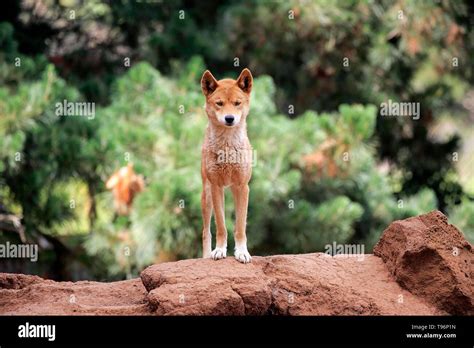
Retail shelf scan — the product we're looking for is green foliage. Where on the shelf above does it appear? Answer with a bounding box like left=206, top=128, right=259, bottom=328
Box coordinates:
left=272, top=196, right=364, bottom=253
left=5, top=0, right=470, bottom=210
left=0, top=23, right=103, bottom=252
left=449, top=199, right=474, bottom=243
left=1, top=84, right=101, bottom=231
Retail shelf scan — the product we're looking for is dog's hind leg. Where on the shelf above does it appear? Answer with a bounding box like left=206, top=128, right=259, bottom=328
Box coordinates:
left=201, top=180, right=213, bottom=258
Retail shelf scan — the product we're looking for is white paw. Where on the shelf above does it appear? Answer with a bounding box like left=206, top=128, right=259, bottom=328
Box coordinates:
left=234, top=246, right=252, bottom=264
left=210, top=247, right=227, bottom=260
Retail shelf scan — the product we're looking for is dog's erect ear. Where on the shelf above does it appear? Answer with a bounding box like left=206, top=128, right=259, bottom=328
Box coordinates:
left=236, top=68, right=253, bottom=94
left=201, top=70, right=218, bottom=96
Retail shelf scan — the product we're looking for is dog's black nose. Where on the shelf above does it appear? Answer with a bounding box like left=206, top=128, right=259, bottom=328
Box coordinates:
left=224, top=115, right=235, bottom=125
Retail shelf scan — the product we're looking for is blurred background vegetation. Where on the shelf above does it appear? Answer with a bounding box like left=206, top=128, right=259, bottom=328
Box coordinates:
left=0, top=0, right=473, bottom=280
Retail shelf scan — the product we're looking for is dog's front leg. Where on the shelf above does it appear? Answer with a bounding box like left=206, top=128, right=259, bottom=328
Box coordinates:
left=231, top=184, right=251, bottom=263
left=210, top=184, right=227, bottom=259
left=201, top=181, right=212, bottom=258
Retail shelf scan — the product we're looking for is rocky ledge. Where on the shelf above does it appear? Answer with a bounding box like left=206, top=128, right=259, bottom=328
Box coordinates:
left=0, top=211, right=472, bottom=315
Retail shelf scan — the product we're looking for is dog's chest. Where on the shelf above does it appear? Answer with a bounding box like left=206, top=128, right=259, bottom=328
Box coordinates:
left=204, top=139, right=252, bottom=185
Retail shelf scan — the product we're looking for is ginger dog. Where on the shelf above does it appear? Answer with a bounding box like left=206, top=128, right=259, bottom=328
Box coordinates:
left=200, top=68, right=253, bottom=263
left=106, top=163, right=145, bottom=215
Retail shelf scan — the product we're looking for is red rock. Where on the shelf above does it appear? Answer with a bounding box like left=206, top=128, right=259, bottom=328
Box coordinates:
left=141, top=258, right=272, bottom=315
left=0, top=274, right=150, bottom=315
left=0, top=273, right=44, bottom=290
left=374, top=210, right=473, bottom=315
left=140, top=254, right=440, bottom=315
left=1, top=211, right=472, bottom=315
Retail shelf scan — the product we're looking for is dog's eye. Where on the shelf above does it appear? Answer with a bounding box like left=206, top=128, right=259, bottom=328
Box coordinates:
left=216, top=101, right=224, bottom=107
left=234, top=101, right=241, bottom=106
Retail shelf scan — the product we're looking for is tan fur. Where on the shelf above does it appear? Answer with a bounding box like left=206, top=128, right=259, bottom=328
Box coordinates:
left=106, top=163, right=145, bottom=215
left=200, top=69, right=253, bottom=263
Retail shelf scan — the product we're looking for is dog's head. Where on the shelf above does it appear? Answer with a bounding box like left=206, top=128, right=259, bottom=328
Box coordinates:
left=201, top=68, right=253, bottom=128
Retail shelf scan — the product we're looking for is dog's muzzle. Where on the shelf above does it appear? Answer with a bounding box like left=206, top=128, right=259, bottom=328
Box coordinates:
left=224, top=115, right=235, bottom=126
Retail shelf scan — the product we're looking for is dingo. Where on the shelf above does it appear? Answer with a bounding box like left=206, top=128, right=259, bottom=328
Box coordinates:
left=106, top=163, right=145, bottom=216
left=200, top=68, right=253, bottom=263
